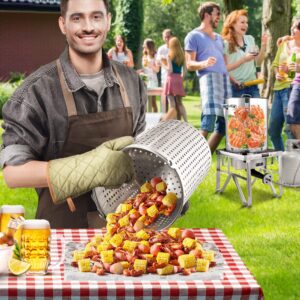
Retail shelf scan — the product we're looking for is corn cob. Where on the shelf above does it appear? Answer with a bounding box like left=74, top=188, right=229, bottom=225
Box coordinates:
left=144, top=254, right=153, bottom=259
left=78, top=258, right=91, bottom=272
left=156, top=252, right=170, bottom=264
left=182, top=238, right=196, bottom=249
left=73, top=250, right=85, bottom=262
left=162, top=192, right=177, bottom=207
left=121, top=203, right=132, bottom=212
left=101, top=250, right=114, bottom=263
left=84, top=242, right=95, bottom=252
left=140, top=240, right=150, bottom=247
left=133, top=259, right=147, bottom=273
left=120, top=261, right=130, bottom=269
left=146, top=205, right=159, bottom=217
left=157, top=264, right=174, bottom=275
left=136, top=230, right=150, bottom=240
left=106, top=213, right=117, bottom=224
left=178, top=254, right=196, bottom=269
left=167, top=227, right=181, bottom=239
left=129, top=208, right=138, bottom=215
left=196, top=258, right=210, bottom=272
left=97, top=242, right=111, bottom=252
left=103, top=233, right=112, bottom=242
left=137, top=215, right=146, bottom=223
left=123, top=240, right=137, bottom=252
left=110, top=233, right=123, bottom=248
left=91, top=235, right=103, bottom=245
left=118, top=215, right=130, bottom=227
left=195, top=242, right=204, bottom=251
left=202, top=250, right=215, bottom=262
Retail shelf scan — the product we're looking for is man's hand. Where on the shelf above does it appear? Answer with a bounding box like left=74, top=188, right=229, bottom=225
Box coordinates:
left=204, top=56, right=217, bottom=68
left=47, top=136, right=135, bottom=204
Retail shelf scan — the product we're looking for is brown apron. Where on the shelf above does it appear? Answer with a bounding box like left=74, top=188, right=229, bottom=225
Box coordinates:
left=36, top=60, right=134, bottom=229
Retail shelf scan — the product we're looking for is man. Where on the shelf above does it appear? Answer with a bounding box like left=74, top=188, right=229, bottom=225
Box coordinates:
left=184, top=2, right=231, bottom=153
left=0, top=0, right=147, bottom=228
left=157, top=29, right=173, bottom=113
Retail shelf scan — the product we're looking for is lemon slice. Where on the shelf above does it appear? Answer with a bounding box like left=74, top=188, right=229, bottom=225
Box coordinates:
left=8, top=258, right=31, bottom=276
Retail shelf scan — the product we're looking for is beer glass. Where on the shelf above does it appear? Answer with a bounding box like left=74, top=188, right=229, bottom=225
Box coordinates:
left=21, top=219, right=65, bottom=275
left=0, top=205, right=25, bottom=245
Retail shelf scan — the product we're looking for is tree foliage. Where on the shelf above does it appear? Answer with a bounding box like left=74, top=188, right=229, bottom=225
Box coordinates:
left=114, top=0, right=144, bottom=65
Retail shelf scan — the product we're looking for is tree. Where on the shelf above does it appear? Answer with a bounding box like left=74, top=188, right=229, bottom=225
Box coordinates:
left=261, top=0, right=292, bottom=100
left=223, top=0, right=243, bottom=15
left=114, top=0, right=144, bottom=66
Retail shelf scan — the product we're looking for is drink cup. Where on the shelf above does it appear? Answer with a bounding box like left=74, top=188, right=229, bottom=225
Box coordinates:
left=0, top=205, right=25, bottom=245
left=21, top=219, right=65, bottom=275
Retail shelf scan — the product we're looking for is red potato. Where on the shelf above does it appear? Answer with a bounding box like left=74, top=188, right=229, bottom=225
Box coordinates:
left=181, top=229, right=195, bottom=240
left=189, top=249, right=202, bottom=258
left=110, top=262, right=124, bottom=274
left=150, top=244, right=161, bottom=256
left=150, top=177, right=163, bottom=188
left=138, top=244, right=150, bottom=254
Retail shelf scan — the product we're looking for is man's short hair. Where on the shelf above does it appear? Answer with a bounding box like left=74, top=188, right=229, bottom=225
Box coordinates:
left=162, top=29, right=173, bottom=37
left=198, top=2, right=220, bottom=21
left=60, top=0, right=110, bottom=16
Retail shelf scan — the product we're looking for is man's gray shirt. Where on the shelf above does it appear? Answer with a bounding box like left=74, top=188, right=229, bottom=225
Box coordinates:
left=0, top=48, right=147, bottom=167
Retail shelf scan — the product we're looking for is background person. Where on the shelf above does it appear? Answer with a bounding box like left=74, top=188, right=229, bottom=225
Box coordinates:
left=221, top=9, right=267, bottom=97
left=0, top=0, right=147, bottom=229
left=184, top=1, right=231, bottom=153
left=107, top=35, right=134, bottom=68
left=141, top=38, right=160, bottom=112
left=287, top=19, right=300, bottom=139
left=161, top=37, right=187, bottom=121
left=269, top=39, right=294, bottom=151
left=157, top=29, right=173, bottom=112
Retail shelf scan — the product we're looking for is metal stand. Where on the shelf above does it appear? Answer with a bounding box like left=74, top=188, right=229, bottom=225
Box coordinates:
left=216, top=149, right=283, bottom=207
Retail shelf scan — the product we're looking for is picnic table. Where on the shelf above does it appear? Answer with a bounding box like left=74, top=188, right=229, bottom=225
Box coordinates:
left=0, top=228, right=264, bottom=299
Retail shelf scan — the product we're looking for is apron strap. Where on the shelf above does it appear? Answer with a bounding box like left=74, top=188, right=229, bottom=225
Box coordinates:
left=111, top=64, right=131, bottom=108
left=56, top=60, right=77, bottom=117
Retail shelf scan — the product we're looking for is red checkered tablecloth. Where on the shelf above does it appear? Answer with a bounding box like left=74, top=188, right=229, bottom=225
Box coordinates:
left=0, top=228, right=264, bottom=299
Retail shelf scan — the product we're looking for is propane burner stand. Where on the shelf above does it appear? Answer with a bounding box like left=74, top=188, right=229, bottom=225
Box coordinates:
left=216, top=149, right=283, bottom=207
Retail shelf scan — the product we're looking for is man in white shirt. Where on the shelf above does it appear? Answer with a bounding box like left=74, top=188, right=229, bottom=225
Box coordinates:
left=157, top=29, right=173, bottom=112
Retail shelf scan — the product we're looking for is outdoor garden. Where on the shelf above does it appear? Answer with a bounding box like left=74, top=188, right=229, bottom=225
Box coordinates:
left=1, top=0, right=300, bottom=299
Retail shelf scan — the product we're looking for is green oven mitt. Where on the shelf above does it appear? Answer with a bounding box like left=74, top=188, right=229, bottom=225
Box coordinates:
left=47, top=136, right=134, bottom=204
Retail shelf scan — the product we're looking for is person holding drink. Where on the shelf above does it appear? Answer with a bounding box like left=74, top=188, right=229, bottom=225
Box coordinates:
left=221, top=9, right=267, bottom=97
left=287, top=19, right=300, bottom=139
left=269, top=21, right=300, bottom=150
left=107, top=35, right=134, bottom=68
left=141, top=38, right=160, bottom=112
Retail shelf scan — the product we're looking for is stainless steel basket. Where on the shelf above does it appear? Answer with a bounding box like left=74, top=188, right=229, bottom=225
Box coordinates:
left=92, top=120, right=211, bottom=230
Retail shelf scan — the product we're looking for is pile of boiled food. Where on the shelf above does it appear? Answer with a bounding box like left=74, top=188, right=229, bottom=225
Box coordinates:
left=72, top=178, right=216, bottom=276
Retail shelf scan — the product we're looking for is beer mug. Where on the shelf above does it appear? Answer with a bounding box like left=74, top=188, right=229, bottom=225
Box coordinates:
left=0, top=205, right=25, bottom=245
left=21, top=220, right=65, bottom=275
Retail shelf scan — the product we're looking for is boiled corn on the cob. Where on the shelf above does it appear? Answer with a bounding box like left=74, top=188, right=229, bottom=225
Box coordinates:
left=167, top=227, right=181, bottom=239
left=78, top=258, right=91, bottom=272
left=156, top=252, right=170, bottom=264
left=123, top=240, right=137, bottom=252
left=178, top=254, right=196, bottom=269
left=146, top=205, right=159, bottom=217
left=182, top=238, right=196, bottom=249
left=157, top=264, right=174, bottom=275
left=196, top=258, right=210, bottom=272
left=73, top=250, right=85, bottom=262
left=136, top=230, right=150, bottom=240
left=133, top=259, right=147, bottom=273
left=110, top=233, right=123, bottom=248
left=101, top=250, right=114, bottom=263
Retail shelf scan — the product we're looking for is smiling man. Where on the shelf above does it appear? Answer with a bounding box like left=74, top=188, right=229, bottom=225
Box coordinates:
left=184, top=2, right=231, bottom=154
left=0, top=0, right=147, bottom=229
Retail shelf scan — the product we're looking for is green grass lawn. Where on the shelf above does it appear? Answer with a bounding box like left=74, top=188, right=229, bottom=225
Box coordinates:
left=1, top=95, right=300, bottom=299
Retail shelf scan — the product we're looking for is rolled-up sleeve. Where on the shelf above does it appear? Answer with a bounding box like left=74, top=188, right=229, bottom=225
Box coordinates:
left=1, top=90, right=49, bottom=167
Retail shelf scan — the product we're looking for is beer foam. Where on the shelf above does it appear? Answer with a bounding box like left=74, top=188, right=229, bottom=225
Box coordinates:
left=0, top=205, right=25, bottom=214
left=22, top=219, right=50, bottom=229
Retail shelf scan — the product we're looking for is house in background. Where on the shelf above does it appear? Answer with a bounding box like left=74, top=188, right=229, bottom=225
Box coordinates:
left=0, top=0, right=65, bottom=80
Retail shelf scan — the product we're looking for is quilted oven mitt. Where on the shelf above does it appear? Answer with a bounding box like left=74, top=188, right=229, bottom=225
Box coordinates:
left=47, top=136, right=134, bottom=204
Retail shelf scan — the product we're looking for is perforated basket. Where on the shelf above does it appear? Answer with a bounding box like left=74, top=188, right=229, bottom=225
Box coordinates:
left=92, top=120, right=211, bottom=230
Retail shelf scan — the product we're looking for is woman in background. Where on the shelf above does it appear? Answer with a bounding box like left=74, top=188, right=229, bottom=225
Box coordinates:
left=161, top=37, right=187, bottom=121
left=108, top=35, right=134, bottom=68
left=287, top=19, right=300, bottom=139
left=221, top=9, right=267, bottom=97
left=142, top=38, right=160, bottom=112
